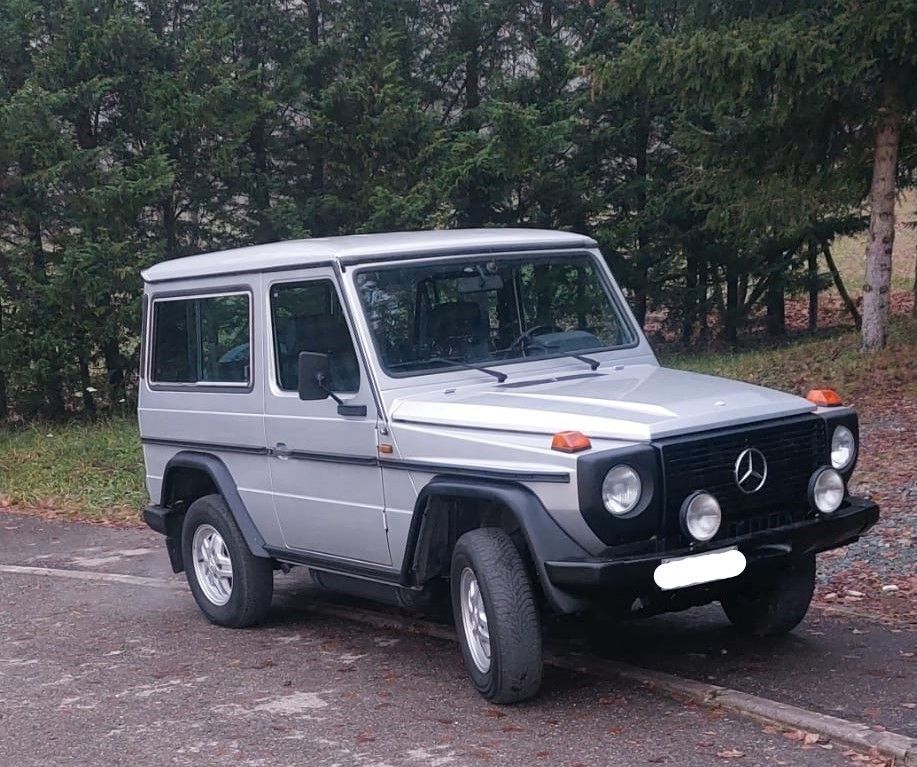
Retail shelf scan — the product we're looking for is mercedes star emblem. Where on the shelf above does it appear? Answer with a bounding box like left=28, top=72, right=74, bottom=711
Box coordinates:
left=734, top=447, right=768, bottom=494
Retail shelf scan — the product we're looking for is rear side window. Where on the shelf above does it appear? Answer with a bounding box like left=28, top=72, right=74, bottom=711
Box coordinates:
left=151, top=293, right=250, bottom=385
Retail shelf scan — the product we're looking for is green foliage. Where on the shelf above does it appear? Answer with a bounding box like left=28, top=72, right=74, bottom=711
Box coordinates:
left=1, top=0, right=915, bottom=419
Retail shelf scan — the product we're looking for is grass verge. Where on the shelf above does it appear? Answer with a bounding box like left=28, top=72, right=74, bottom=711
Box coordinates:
left=0, top=316, right=913, bottom=527
left=659, top=315, right=916, bottom=406
left=0, top=418, right=145, bottom=525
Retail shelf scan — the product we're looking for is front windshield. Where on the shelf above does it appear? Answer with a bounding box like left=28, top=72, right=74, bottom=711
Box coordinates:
left=355, top=253, right=636, bottom=377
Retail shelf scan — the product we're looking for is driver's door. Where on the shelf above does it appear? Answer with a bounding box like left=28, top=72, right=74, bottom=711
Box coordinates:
left=263, top=269, right=390, bottom=565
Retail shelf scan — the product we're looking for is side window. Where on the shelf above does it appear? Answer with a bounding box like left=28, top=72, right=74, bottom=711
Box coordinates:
left=270, top=280, right=360, bottom=394
left=151, top=293, right=250, bottom=384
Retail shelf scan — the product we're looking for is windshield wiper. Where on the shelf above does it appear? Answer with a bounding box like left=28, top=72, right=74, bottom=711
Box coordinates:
left=427, top=356, right=508, bottom=382
left=569, top=353, right=600, bottom=371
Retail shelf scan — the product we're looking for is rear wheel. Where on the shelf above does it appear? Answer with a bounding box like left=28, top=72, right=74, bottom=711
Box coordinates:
left=182, top=494, right=273, bottom=628
left=721, top=554, right=816, bottom=637
left=450, top=528, right=542, bottom=704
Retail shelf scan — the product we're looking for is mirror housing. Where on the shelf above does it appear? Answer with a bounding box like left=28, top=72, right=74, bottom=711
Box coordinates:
left=297, top=352, right=332, bottom=400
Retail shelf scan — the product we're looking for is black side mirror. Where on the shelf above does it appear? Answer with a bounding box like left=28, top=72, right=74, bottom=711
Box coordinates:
left=297, top=352, right=333, bottom=400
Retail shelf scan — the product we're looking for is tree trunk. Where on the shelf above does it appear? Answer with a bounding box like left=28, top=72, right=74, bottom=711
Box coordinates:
left=725, top=270, right=739, bottom=345
left=103, top=339, right=125, bottom=406
left=682, top=255, right=698, bottom=344
left=697, top=261, right=711, bottom=344
left=822, top=244, right=861, bottom=329
left=632, top=115, right=650, bottom=332
left=861, top=75, right=902, bottom=351
left=26, top=213, right=64, bottom=418
left=250, top=115, right=276, bottom=243
left=765, top=277, right=785, bottom=337
left=807, top=242, right=818, bottom=331
left=461, top=7, right=484, bottom=225
left=541, top=0, right=552, bottom=34
left=912, top=229, right=916, bottom=316
left=79, top=354, right=96, bottom=417
left=0, top=298, right=7, bottom=420
left=307, top=0, right=325, bottom=220
left=163, top=192, right=178, bottom=259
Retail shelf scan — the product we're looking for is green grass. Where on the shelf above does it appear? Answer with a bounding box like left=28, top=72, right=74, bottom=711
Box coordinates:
left=831, top=189, right=916, bottom=293
left=0, top=418, right=145, bottom=524
left=1, top=316, right=913, bottom=525
left=660, top=315, right=917, bottom=406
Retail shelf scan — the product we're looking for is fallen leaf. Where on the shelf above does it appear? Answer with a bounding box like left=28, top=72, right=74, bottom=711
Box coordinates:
left=716, top=748, right=745, bottom=759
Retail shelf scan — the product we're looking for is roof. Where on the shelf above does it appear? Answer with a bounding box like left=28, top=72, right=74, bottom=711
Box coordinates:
left=141, top=228, right=598, bottom=283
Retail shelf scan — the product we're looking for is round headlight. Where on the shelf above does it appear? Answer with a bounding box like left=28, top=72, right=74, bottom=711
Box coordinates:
left=810, top=467, right=844, bottom=513
left=830, top=425, right=855, bottom=470
left=602, top=464, right=642, bottom=516
left=680, top=492, right=721, bottom=542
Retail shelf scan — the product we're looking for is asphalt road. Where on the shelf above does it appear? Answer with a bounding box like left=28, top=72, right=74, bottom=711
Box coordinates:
left=0, top=514, right=913, bottom=767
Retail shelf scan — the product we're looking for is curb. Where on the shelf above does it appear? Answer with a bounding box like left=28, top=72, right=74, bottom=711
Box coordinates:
left=311, top=602, right=917, bottom=766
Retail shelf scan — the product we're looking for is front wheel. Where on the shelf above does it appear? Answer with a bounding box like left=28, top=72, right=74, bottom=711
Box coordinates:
left=450, top=528, right=543, bottom=704
left=182, top=494, right=273, bottom=628
left=720, top=554, right=816, bottom=637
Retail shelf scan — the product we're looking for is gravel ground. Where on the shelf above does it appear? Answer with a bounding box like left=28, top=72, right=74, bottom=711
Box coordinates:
left=816, top=398, right=917, bottom=626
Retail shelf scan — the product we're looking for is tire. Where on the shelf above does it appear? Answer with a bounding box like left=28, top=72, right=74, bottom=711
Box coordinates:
left=721, top=554, right=816, bottom=637
left=450, top=528, right=543, bottom=704
left=181, top=494, right=273, bottom=628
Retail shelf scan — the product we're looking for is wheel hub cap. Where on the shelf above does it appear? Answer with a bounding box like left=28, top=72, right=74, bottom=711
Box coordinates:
left=459, top=568, right=491, bottom=673
left=192, top=524, right=233, bottom=606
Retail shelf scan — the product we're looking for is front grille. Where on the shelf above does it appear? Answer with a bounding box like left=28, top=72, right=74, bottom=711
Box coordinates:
left=658, top=416, right=827, bottom=544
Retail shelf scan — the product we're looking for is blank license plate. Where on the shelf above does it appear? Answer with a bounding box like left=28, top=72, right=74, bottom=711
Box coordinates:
left=653, top=548, right=746, bottom=591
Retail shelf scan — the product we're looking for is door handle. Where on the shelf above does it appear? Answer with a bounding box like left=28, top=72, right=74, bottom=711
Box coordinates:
left=273, top=442, right=292, bottom=459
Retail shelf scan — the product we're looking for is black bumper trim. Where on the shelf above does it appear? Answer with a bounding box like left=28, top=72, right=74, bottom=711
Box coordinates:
left=142, top=504, right=172, bottom=535
left=142, top=504, right=184, bottom=573
left=545, top=497, right=879, bottom=592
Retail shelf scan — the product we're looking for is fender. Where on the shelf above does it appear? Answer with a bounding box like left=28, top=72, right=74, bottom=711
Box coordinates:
left=157, top=451, right=270, bottom=559
left=402, top=476, right=591, bottom=614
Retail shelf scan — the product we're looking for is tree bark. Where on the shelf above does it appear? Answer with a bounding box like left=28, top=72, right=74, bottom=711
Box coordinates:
left=765, top=276, right=785, bottom=337
left=697, top=261, right=710, bottom=344
left=822, top=244, right=861, bottom=329
left=632, top=115, right=650, bottom=331
left=461, top=3, right=484, bottom=225
left=79, top=354, right=96, bottom=417
left=307, top=0, right=325, bottom=218
left=912, top=229, right=916, bottom=316
left=682, top=255, right=698, bottom=344
left=807, top=242, right=819, bottom=330
left=0, top=298, right=7, bottom=420
left=725, top=270, right=739, bottom=345
left=861, top=74, right=902, bottom=351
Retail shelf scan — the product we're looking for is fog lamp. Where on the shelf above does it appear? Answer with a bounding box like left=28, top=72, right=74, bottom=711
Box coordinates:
left=680, top=492, right=721, bottom=542
left=809, top=467, right=844, bottom=514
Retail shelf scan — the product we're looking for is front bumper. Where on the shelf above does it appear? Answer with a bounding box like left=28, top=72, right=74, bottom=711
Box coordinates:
left=545, top=496, right=878, bottom=592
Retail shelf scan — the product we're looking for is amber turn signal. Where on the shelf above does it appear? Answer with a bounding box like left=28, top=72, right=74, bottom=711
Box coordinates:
left=551, top=431, right=591, bottom=453
left=806, top=388, right=843, bottom=407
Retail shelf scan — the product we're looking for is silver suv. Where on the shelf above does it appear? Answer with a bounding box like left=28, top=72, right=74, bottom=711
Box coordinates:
left=139, top=229, right=878, bottom=703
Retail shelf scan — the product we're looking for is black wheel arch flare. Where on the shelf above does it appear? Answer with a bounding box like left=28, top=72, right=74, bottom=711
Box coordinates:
left=403, top=476, right=591, bottom=614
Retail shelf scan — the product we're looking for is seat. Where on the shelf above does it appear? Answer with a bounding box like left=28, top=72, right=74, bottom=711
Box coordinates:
left=281, top=313, right=360, bottom=392
left=423, top=301, right=490, bottom=359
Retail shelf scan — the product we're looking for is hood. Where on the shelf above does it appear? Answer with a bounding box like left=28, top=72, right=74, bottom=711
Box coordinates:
left=389, top=364, right=815, bottom=441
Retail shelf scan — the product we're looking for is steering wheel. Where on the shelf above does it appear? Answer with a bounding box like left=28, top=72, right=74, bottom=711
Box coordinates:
left=509, top=324, right=563, bottom=351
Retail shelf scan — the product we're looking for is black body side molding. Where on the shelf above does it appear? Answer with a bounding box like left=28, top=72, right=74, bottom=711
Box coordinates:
left=402, top=477, right=591, bottom=614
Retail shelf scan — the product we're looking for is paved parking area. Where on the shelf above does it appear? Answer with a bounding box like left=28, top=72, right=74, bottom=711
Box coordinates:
left=0, top=514, right=912, bottom=766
